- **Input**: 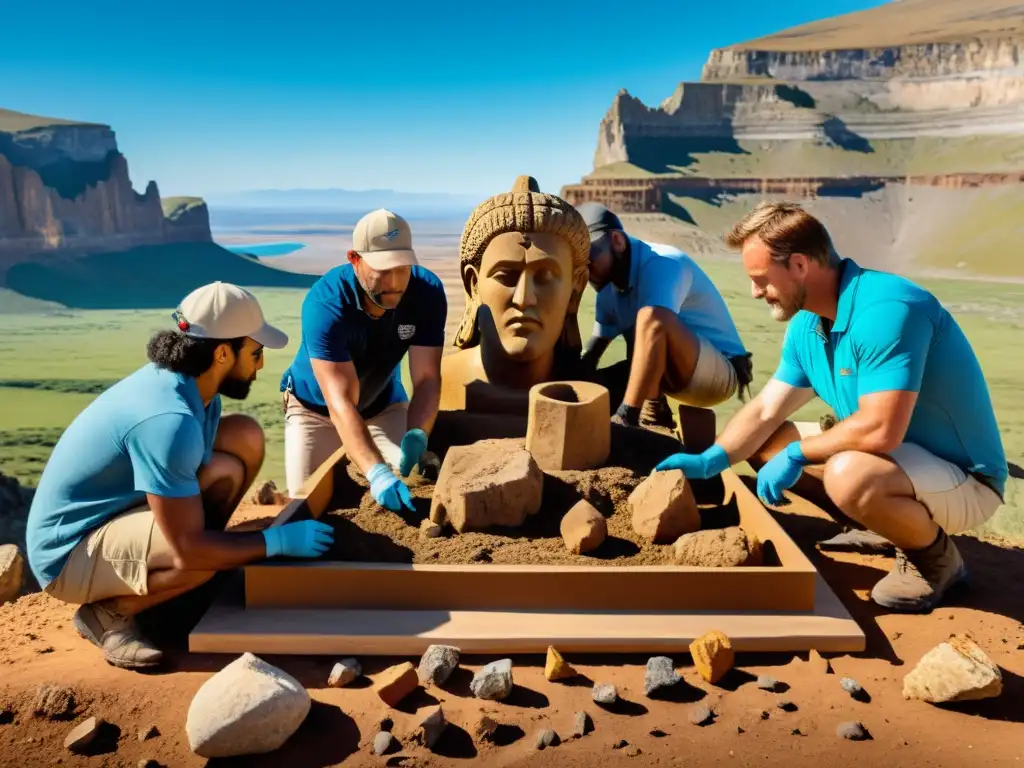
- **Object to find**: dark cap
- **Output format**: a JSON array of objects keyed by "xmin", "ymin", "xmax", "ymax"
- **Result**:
[{"xmin": 575, "ymin": 201, "xmax": 623, "ymax": 243}]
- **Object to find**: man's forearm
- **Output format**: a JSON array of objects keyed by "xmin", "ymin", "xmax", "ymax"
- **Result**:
[
  {"xmin": 171, "ymin": 529, "xmax": 269, "ymax": 571},
  {"xmin": 329, "ymin": 397, "xmax": 385, "ymax": 474},
  {"xmin": 407, "ymin": 377, "xmax": 441, "ymax": 435},
  {"xmin": 715, "ymin": 397, "xmax": 787, "ymax": 464},
  {"xmin": 795, "ymin": 411, "xmax": 890, "ymax": 465}
]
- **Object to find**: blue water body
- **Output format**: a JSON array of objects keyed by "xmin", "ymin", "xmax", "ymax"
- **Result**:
[{"xmin": 221, "ymin": 241, "xmax": 306, "ymax": 257}]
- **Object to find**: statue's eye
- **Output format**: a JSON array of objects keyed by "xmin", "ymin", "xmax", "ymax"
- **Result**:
[
  {"xmin": 534, "ymin": 268, "xmax": 556, "ymax": 285},
  {"xmin": 492, "ymin": 269, "xmax": 521, "ymax": 287}
]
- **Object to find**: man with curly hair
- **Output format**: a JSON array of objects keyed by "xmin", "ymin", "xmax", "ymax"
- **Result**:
[{"xmin": 26, "ymin": 282, "xmax": 334, "ymax": 670}]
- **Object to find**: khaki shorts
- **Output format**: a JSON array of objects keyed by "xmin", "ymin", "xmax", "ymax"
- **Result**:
[
  {"xmin": 44, "ymin": 507, "xmax": 174, "ymax": 605},
  {"xmin": 794, "ymin": 421, "xmax": 1002, "ymax": 534},
  {"xmin": 283, "ymin": 390, "xmax": 408, "ymax": 497},
  {"xmin": 666, "ymin": 335, "xmax": 738, "ymax": 408}
]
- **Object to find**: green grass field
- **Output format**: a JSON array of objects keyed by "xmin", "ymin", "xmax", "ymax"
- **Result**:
[{"xmin": 1, "ymin": 260, "xmax": 1021, "ymax": 542}]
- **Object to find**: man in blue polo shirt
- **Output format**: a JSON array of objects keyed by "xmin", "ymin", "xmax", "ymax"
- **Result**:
[
  {"xmin": 27, "ymin": 282, "xmax": 334, "ymax": 670},
  {"xmin": 655, "ymin": 201, "xmax": 1006, "ymax": 613},
  {"xmin": 575, "ymin": 202, "xmax": 752, "ymax": 431},
  {"xmin": 281, "ymin": 208, "xmax": 447, "ymax": 505}
]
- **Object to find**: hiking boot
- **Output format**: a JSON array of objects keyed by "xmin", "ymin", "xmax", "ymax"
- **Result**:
[
  {"xmin": 870, "ymin": 529, "xmax": 968, "ymax": 613},
  {"xmin": 640, "ymin": 395, "xmax": 677, "ymax": 432},
  {"xmin": 817, "ymin": 527, "xmax": 896, "ymax": 554},
  {"xmin": 73, "ymin": 602, "xmax": 164, "ymax": 670}
]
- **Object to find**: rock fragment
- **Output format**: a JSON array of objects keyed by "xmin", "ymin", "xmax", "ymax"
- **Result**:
[
  {"xmin": 373, "ymin": 731, "xmax": 395, "ymax": 755},
  {"xmin": 413, "ymin": 706, "xmax": 447, "ymax": 750},
  {"xmin": 185, "ymin": 652, "xmax": 311, "ymax": 758},
  {"xmin": 902, "ymin": 635, "xmax": 1003, "ymax": 703},
  {"xmin": 777, "ymin": 699, "xmax": 797, "ymax": 712},
  {"xmin": 560, "ymin": 500, "xmax": 607, "ymax": 554},
  {"xmin": 688, "ymin": 705, "xmax": 714, "ymax": 726},
  {"xmin": 836, "ymin": 721, "xmax": 869, "ymax": 741},
  {"xmin": 0, "ymin": 545, "xmax": 25, "ymax": 605},
  {"xmin": 544, "ymin": 646, "xmax": 576, "ymax": 681},
  {"xmin": 644, "ymin": 656, "xmax": 682, "ymax": 698},
  {"xmin": 756, "ymin": 675, "xmax": 777, "ymax": 691},
  {"xmin": 419, "ymin": 519, "xmax": 443, "ymax": 539},
  {"xmin": 841, "ymin": 677, "xmax": 868, "ymax": 701},
  {"xmin": 572, "ymin": 711, "xmax": 589, "ymax": 738},
  {"xmin": 138, "ymin": 725, "xmax": 159, "ymax": 741},
  {"xmin": 64, "ymin": 717, "xmax": 100, "ymax": 753},
  {"xmin": 690, "ymin": 630, "xmax": 734, "ymax": 684},
  {"xmin": 592, "ymin": 683, "xmax": 618, "ymax": 705},
  {"xmin": 624, "ymin": 744, "xmax": 642, "ymax": 757},
  {"xmin": 672, "ymin": 527, "xmax": 762, "ymax": 567},
  {"xmin": 473, "ymin": 715, "xmax": 499, "ymax": 743},
  {"xmin": 33, "ymin": 684, "xmax": 75, "ymax": 720},
  {"xmin": 629, "ymin": 470, "xmax": 700, "ymax": 543},
  {"xmin": 535, "ymin": 729, "xmax": 558, "ymax": 749},
  {"xmin": 471, "ymin": 659, "xmax": 514, "ymax": 700},
  {"xmin": 375, "ymin": 662, "xmax": 420, "ymax": 708},
  {"xmin": 328, "ymin": 657, "xmax": 361, "ymax": 688},
  {"xmin": 418, "ymin": 645, "xmax": 460, "ymax": 687},
  {"xmin": 430, "ymin": 440, "xmax": 543, "ymax": 532}
]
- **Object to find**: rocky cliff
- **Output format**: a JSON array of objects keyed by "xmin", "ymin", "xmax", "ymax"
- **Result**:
[
  {"xmin": 0, "ymin": 109, "xmax": 211, "ymax": 276},
  {"xmin": 561, "ymin": 0, "xmax": 1024, "ymax": 277}
]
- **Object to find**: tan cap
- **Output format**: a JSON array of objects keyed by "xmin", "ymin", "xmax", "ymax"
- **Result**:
[
  {"xmin": 173, "ymin": 281, "xmax": 288, "ymax": 349},
  {"xmin": 351, "ymin": 208, "xmax": 418, "ymax": 270}
]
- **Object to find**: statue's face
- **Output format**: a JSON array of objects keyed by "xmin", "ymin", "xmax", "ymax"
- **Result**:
[{"xmin": 466, "ymin": 231, "xmax": 577, "ymax": 362}]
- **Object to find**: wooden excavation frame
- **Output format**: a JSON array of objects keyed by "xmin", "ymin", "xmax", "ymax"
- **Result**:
[{"xmin": 190, "ymin": 411, "xmax": 865, "ymax": 655}]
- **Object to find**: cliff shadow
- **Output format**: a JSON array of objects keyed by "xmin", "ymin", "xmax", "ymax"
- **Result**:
[
  {"xmin": 5, "ymin": 242, "xmax": 317, "ymax": 309},
  {"xmin": 822, "ymin": 116, "xmax": 874, "ymax": 154},
  {"xmin": 624, "ymin": 135, "xmax": 749, "ymax": 175}
]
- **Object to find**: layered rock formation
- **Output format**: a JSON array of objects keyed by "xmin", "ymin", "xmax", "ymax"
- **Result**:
[
  {"xmin": 561, "ymin": 0, "xmax": 1024, "ymax": 276},
  {"xmin": 0, "ymin": 109, "xmax": 211, "ymax": 275}
]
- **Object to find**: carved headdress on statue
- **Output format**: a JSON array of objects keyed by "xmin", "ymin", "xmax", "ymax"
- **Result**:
[{"xmin": 453, "ymin": 175, "xmax": 591, "ymax": 356}]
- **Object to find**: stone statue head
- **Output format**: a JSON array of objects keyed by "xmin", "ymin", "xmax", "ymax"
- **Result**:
[{"xmin": 454, "ymin": 176, "xmax": 590, "ymax": 366}]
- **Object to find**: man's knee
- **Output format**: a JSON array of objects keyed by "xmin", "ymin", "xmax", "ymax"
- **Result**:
[
  {"xmin": 822, "ymin": 451, "xmax": 897, "ymax": 521},
  {"xmin": 217, "ymin": 414, "xmax": 266, "ymax": 467}
]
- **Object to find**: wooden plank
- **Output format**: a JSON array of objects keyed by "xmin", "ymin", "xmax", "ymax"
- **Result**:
[{"xmin": 191, "ymin": 573, "xmax": 864, "ymax": 655}]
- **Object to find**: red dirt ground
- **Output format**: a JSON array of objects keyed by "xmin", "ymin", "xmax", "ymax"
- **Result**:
[{"xmin": 1, "ymin": 495, "xmax": 1022, "ymax": 768}]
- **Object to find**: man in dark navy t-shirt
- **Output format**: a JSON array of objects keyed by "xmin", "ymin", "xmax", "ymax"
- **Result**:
[{"xmin": 280, "ymin": 208, "xmax": 447, "ymax": 509}]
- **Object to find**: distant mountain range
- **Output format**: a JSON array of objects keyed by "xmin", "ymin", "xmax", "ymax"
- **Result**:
[{"xmin": 206, "ymin": 188, "xmax": 479, "ymax": 214}]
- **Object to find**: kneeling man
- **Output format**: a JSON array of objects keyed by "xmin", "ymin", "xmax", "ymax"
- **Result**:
[
  {"xmin": 656, "ymin": 202, "xmax": 1007, "ymax": 612},
  {"xmin": 26, "ymin": 282, "xmax": 334, "ymax": 669},
  {"xmin": 576, "ymin": 202, "xmax": 752, "ymax": 429}
]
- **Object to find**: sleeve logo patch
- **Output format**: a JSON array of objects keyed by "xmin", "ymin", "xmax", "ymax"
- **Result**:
[{"xmin": 398, "ymin": 324, "xmax": 416, "ymax": 340}]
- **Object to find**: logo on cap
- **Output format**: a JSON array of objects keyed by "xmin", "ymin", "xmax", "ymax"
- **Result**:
[
  {"xmin": 172, "ymin": 309, "xmax": 190, "ymax": 333},
  {"xmin": 383, "ymin": 227, "xmax": 400, "ymax": 241}
]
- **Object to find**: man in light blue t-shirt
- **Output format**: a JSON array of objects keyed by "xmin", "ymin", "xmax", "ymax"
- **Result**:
[
  {"xmin": 575, "ymin": 203, "xmax": 752, "ymax": 431},
  {"xmin": 26, "ymin": 282, "xmax": 334, "ymax": 670},
  {"xmin": 656, "ymin": 202, "xmax": 1007, "ymax": 613}
]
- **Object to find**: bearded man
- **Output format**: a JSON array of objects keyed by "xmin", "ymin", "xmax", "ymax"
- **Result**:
[
  {"xmin": 27, "ymin": 282, "xmax": 336, "ymax": 670},
  {"xmin": 655, "ymin": 201, "xmax": 1007, "ymax": 613},
  {"xmin": 280, "ymin": 208, "xmax": 447, "ymax": 504}
]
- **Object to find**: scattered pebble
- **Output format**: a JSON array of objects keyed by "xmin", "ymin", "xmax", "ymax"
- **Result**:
[
  {"xmin": 138, "ymin": 724, "xmax": 159, "ymax": 741},
  {"xmin": 758, "ymin": 709, "xmax": 771, "ymax": 720},
  {"xmin": 841, "ymin": 677, "xmax": 869, "ymax": 701},
  {"xmin": 373, "ymin": 731, "xmax": 394, "ymax": 756},
  {"xmin": 688, "ymin": 705, "xmax": 714, "ymax": 726},
  {"xmin": 328, "ymin": 657, "xmax": 362, "ymax": 688},
  {"xmin": 470, "ymin": 547, "xmax": 493, "ymax": 563},
  {"xmin": 419, "ymin": 519, "xmax": 443, "ymax": 539},
  {"xmin": 777, "ymin": 699, "xmax": 798, "ymax": 712},
  {"xmin": 612, "ymin": 738, "xmax": 629, "ymax": 750},
  {"xmin": 791, "ymin": 728, "xmax": 804, "ymax": 736},
  {"xmin": 737, "ymin": 726, "xmax": 745, "ymax": 734},
  {"xmin": 535, "ymin": 729, "xmax": 558, "ymax": 749},
  {"xmin": 650, "ymin": 728, "xmax": 668, "ymax": 737},
  {"xmin": 644, "ymin": 656, "xmax": 682, "ymax": 698},
  {"xmin": 64, "ymin": 717, "xmax": 100, "ymax": 753},
  {"xmin": 837, "ymin": 721, "xmax": 869, "ymax": 741},
  {"xmin": 592, "ymin": 682, "xmax": 618, "ymax": 705},
  {"xmin": 471, "ymin": 659, "xmax": 514, "ymax": 700},
  {"xmin": 625, "ymin": 745, "xmax": 642, "ymax": 757},
  {"xmin": 33, "ymin": 684, "xmax": 75, "ymax": 720},
  {"xmin": 573, "ymin": 711, "xmax": 589, "ymax": 738},
  {"xmin": 138, "ymin": 760, "xmax": 159, "ymax": 768},
  {"xmin": 375, "ymin": 662, "xmax": 419, "ymax": 707},
  {"xmin": 415, "ymin": 706, "xmax": 447, "ymax": 750},
  {"xmin": 756, "ymin": 675, "xmax": 777, "ymax": 691},
  {"xmin": 418, "ymin": 645, "xmax": 461, "ymax": 687}
]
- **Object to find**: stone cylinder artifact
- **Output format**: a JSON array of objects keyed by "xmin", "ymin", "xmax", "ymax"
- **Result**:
[{"xmin": 526, "ymin": 381, "xmax": 611, "ymax": 471}]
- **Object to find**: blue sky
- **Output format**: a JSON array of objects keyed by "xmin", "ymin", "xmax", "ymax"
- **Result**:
[{"xmin": 2, "ymin": 0, "xmax": 887, "ymax": 199}]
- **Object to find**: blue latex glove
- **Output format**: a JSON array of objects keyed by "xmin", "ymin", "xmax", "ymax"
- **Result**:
[
  {"xmin": 654, "ymin": 444, "xmax": 730, "ymax": 480},
  {"xmin": 398, "ymin": 428, "xmax": 428, "ymax": 477},
  {"xmin": 262, "ymin": 520, "xmax": 334, "ymax": 559},
  {"xmin": 756, "ymin": 441, "xmax": 809, "ymax": 507},
  {"xmin": 367, "ymin": 462, "xmax": 416, "ymax": 512}
]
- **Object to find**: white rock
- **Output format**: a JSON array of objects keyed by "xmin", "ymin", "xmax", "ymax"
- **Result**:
[
  {"xmin": 186, "ymin": 652, "xmax": 311, "ymax": 758},
  {"xmin": 328, "ymin": 658, "xmax": 361, "ymax": 687},
  {"xmin": 902, "ymin": 635, "xmax": 1003, "ymax": 703},
  {"xmin": 0, "ymin": 545, "xmax": 25, "ymax": 605}
]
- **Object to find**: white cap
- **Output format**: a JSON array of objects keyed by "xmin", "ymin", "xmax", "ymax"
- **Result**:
[
  {"xmin": 351, "ymin": 208, "xmax": 418, "ymax": 270},
  {"xmin": 173, "ymin": 281, "xmax": 288, "ymax": 349}
]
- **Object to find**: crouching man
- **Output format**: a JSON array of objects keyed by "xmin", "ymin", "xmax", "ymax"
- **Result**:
[
  {"xmin": 655, "ymin": 202, "xmax": 1007, "ymax": 613},
  {"xmin": 26, "ymin": 282, "xmax": 334, "ymax": 670}
]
